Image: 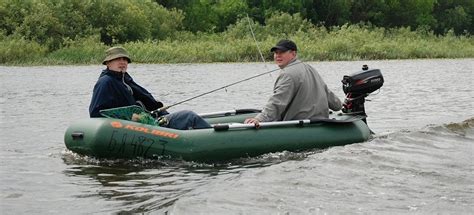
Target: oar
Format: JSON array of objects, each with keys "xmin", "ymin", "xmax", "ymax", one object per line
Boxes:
[
  {"xmin": 199, "ymin": 109, "xmax": 261, "ymax": 118},
  {"xmin": 213, "ymin": 115, "xmax": 365, "ymax": 131}
]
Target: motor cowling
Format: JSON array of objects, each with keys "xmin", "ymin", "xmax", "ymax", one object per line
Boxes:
[{"xmin": 341, "ymin": 65, "xmax": 384, "ymax": 115}]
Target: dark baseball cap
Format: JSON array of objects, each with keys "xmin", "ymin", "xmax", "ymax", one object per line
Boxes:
[{"xmin": 270, "ymin": 39, "xmax": 297, "ymax": 52}]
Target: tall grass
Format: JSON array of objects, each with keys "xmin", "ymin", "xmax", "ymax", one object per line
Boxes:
[
  {"xmin": 1, "ymin": 25, "xmax": 473, "ymax": 66},
  {"xmin": 0, "ymin": 36, "xmax": 47, "ymax": 64},
  {"xmin": 45, "ymin": 35, "xmax": 107, "ymax": 65},
  {"xmin": 294, "ymin": 25, "xmax": 474, "ymax": 61}
]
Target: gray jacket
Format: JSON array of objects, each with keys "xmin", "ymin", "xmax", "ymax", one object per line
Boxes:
[{"xmin": 255, "ymin": 58, "xmax": 342, "ymax": 122}]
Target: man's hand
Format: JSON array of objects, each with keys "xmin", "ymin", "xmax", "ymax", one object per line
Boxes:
[
  {"xmin": 131, "ymin": 113, "xmax": 141, "ymax": 122},
  {"xmin": 244, "ymin": 117, "xmax": 261, "ymax": 129}
]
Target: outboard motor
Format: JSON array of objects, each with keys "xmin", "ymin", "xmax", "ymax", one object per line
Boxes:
[{"xmin": 341, "ymin": 65, "xmax": 384, "ymax": 117}]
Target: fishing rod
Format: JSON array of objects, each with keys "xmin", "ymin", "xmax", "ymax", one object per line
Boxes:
[
  {"xmin": 154, "ymin": 60, "xmax": 303, "ymax": 113},
  {"xmin": 154, "ymin": 66, "xmax": 281, "ymax": 113}
]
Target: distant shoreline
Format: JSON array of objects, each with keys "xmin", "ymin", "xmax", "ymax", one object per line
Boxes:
[{"xmin": 2, "ymin": 26, "xmax": 473, "ymax": 66}]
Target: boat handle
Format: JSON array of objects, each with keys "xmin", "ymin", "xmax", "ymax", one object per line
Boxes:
[{"xmin": 71, "ymin": 132, "xmax": 84, "ymax": 140}]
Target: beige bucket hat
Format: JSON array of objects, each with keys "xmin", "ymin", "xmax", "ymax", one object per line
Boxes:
[{"xmin": 102, "ymin": 46, "xmax": 132, "ymax": 65}]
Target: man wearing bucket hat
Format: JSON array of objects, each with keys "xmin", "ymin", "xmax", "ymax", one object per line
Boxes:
[
  {"xmin": 89, "ymin": 46, "xmax": 211, "ymax": 130},
  {"xmin": 245, "ymin": 39, "xmax": 342, "ymax": 127}
]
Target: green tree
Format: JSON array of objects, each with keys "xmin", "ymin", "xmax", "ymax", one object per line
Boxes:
[
  {"xmin": 181, "ymin": 0, "xmax": 219, "ymax": 32},
  {"xmin": 261, "ymin": 0, "xmax": 311, "ymax": 17},
  {"xmin": 350, "ymin": 0, "xmax": 388, "ymax": 26},
  {"xmin": 13, "ymin": 1, "xmax": 64, "ymax": 50},
  {"xmin": 1, "ymin": 0, "xmax": 184, "ymax": 48},
  {"xmin": 0, "ymin": 0, "xmax": 34, "ymax": 35},
  {"xmin": 134, "ymin": 1, "xmax": 184, "ymax": 40},
  {"xmin": 86, "ymin": 1, "xmax": 150, "ymax": 44},
  {"xmin": 310, "ymin": 0, "xmax": 352, "ymax": 26},
  {"xmin": 264, "ymin": 12, "xmax": 314, "ymax": 37},
  {"xmin": 169, "ymin": 0, "xmax": 248, "ymax": 33},
  {"xmin": 52, "ymin": 0, "xmax": 97, "ymax": 41},
  {"xmin": 384, "ymin": 0, "xmax": 437, "ymax": 29},
  {"xmin": 433, "ymin": 0, "xmax": 473, "ymax": 34},
  {"xmin": 155, "ymin": 0, "xmax": 188, "ymax": 8},
  {"xmin": 443, "ymin": 6, "xmax": 471, "ymax": 34},
  {"xmin": 245, "ymin": 0, "xmax": 313, "ymax": 25},
  {"xmin": 1, "ymin": 0, "xmax": 97, "ymax": 50},
  {"xmin": 86, "ymin": 0, "xmax": 184, "ymax": 44},
  {"xmin": 214, "ymin": 0, "xmax": 249, "ymax": 32},
  {"xmin": 245, "ymin": 0, "xmax": 267, "ymax": 24}
]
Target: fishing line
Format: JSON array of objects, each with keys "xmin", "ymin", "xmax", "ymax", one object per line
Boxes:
[
  {"xmin": 246, "ymin": 14, "xmax": 267, "ymax": 64},
  {"xmin": 155, "ymin": 15, "xmax": 287, "ymax": 113}
]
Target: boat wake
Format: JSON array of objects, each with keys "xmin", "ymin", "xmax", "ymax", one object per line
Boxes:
[
  {"xmin": 60, "ymin": 148, "xmax": 319, "ymax": 169},
  {"xmin": 58, "ymin": 117, "xmax": 474, "ymax": 214},
  {"xmin": 443, "ymin": 117, "xmax": 474, "ymax": 136},
  {"xmin": 373, "ymin": 117, "xmax": 474, "ymax": 141}
]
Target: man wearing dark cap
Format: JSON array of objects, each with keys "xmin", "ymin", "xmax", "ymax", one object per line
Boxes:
[
  {"xmin": 89, "ymin": 46, "xmax": 210, "ymax": 129},
  {"xmin": 245, "ymin": 39, "xmax": 342, "ymax": 126}
]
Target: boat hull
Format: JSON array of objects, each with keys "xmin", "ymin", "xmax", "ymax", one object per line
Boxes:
[{"xmin": 64, "ymin": 113, "xmax": 371, "ymax": 162}]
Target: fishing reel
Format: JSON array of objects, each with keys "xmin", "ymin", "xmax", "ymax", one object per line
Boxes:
[
  {"xmin": 341, "ymin": 65, "xmax": 384, "ymax": 115},
  {"xmin": 150, "ymin": 107, "xmax": 169, "ymax": 118}
]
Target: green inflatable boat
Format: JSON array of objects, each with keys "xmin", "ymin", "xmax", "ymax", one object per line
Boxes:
[{"xmin": 64, "ymin": 67, "xmax": 384, "ymax": 162}]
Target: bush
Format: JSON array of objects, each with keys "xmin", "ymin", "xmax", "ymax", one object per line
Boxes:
[
  {"xmin": 0, "ymin": 0, "xmax": 184, "ymax": 50},
  {"xmin": 46, "ymin": 35, "xmax": 106, "ymax": 65},
  {"xmin": 264, "ymin": 12, "xmax": 315, "ymax": 37},
  {"xmin": 224, "ymin": 16, "xmax": 265, "ymax": 40},
  {"xmin": 0, "ymin": 35, "xmax": 47, "ymax": 64}
]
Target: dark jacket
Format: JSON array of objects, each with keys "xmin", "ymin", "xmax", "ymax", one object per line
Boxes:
[{"xmin": 89, "ymin": 69, "xmax": 162, "ymax": 117}]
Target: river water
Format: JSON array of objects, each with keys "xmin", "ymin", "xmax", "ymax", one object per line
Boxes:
[{"xmin": 0, "ymin": 59, "xmax": 473, "ymax": 214}]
